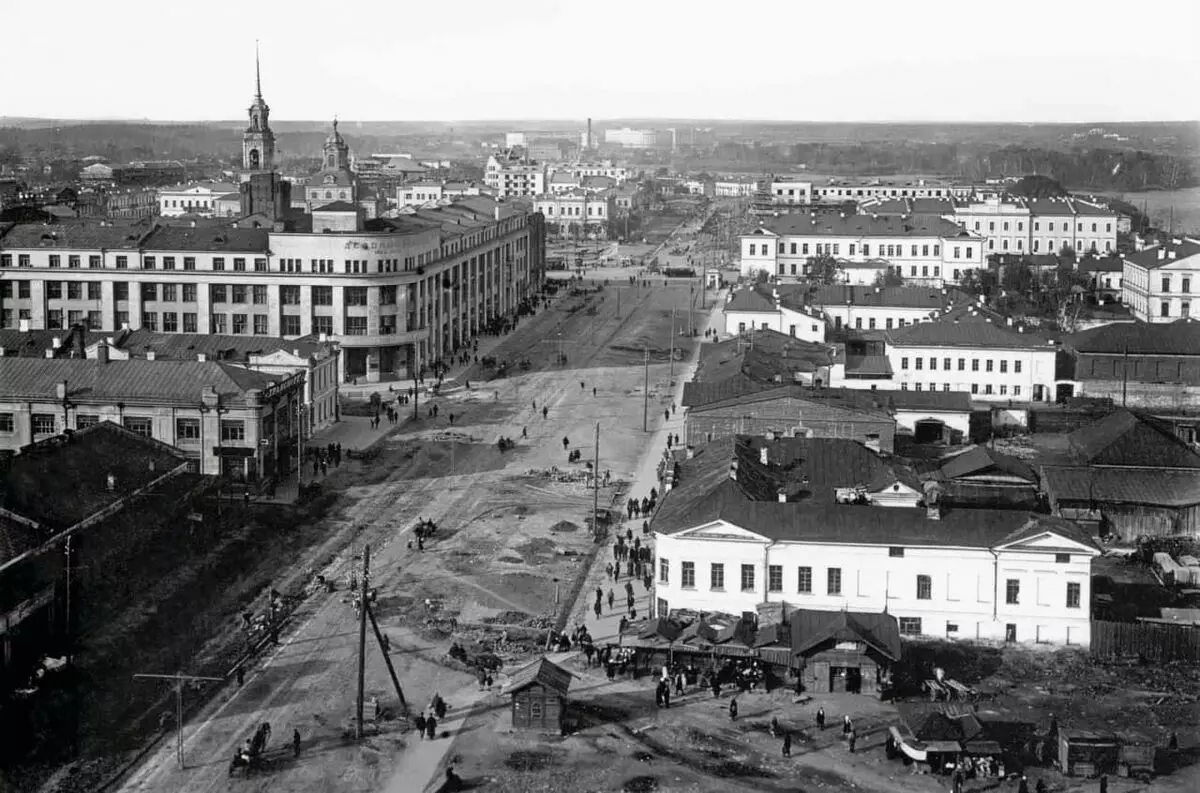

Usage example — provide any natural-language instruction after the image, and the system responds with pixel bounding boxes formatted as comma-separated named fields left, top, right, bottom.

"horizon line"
left=2, top=116, right=1198, bottom=126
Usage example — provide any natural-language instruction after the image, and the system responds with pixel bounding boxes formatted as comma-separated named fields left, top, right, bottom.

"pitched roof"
left=1123, top=239, right=1200, bottom=270
left=886, top=307, right=1052, bottom=350
left=808, top=285, right=969, bottom=311
left=859, top=197, right=957, bottom=216
left=887, top=389, right=973, bottom=413
left=0, top=420, right=188, bottom=533
left=142, top=224, right=269, bottom=253
left=725, top=287, right=777, bottom=313
left=104, top=329, right=333, bottom=362
left=755, top=213, right=973, bottom=239
left=938, top=446, right=1037, bottom=483
left=501, top=656, right=573, bottom=697
left=1066, top=318, right=1200, bottom=357
left=790, top=609, right=901, bottom=660
left=0, top=357, right=284, bottom=404
left=1063, top=410, right=1200, bottom=468
left=1042, top=466, right=1200, bottom=507
left=692, top=332, right=835, bottom=388
left=0, top=221, right=148, bottom=250
left=685, top=382, right=893, bottom=420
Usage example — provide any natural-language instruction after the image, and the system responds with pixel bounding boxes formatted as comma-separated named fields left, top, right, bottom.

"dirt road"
left=113, top=281, right=706, bottom=793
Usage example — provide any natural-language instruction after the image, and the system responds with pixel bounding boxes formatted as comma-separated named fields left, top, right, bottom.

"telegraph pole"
left=356, top=545, right=370, bottom=739
left=365, top=601, right=409, bottom=718
left=642, top=347, right=650, bottom=432
left=132, top=671, right=223, bottom=769
left=669, top=303, right=677, bottom=379
left=592, top=421, right=601, bottom=542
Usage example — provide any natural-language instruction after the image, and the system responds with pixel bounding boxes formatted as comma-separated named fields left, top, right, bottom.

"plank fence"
left=1090, top=619, right=1200, bottom=663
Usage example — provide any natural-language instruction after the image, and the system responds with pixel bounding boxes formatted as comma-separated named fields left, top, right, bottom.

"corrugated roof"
left=501, top=656, right=573, bottom=697
left=1067, top=318, right=1200, bottom=357
left=725, top=288, right=777, bottom=313
left=1064, top=410, right=1200, bottom=468
left=1043, top=466, right=1200, bottom=507
left=685, top=382, right=892, bottom=419
left=0, top=357, right=284, bottom=404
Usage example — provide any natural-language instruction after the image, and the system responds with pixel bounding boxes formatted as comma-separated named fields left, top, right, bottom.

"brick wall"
left=1075, top=378, right=1200, bottom=411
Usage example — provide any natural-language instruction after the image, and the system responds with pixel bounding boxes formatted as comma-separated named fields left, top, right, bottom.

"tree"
left=1058, top=244, right=1077, bottom=263
left=959, top=268, right=997, bottom=299
left=874, top=268, right=904, bottom=288
left=806, top=253, right=841, bottom=285
left=1009, top=174, right=1068, bottom=198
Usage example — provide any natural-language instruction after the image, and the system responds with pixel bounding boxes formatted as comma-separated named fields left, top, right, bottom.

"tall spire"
left=255, top=40, right=262, bottom=99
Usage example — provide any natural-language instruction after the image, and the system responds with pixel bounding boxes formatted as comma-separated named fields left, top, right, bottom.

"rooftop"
left=1063, top=409, right=1200, bottom=469
left=0, top=356, right=286, bottom=405
left=0, top=221, right=151, bottom=250
left=936, top=446, right=1037, bottom=483
left=1066, top=318, right=1200, bottom=357
left=806, top=284, right=968, bottom=311
left=1124, top=239, right=1200, bottom=271
left=1042, top=466, right=1200, bottom=507
left=0, top=420, right=189, bottom=533
left=752, top=213, right=975, bottom=240
left=791, top=609, right=901, bottom=661
left=501, top=656, right=573, bottom=697
left=885, top=306, right=1052, bottom=350
left=142, top=224, right=269, bottom=253
left=101, top=328, right=333, bottom=363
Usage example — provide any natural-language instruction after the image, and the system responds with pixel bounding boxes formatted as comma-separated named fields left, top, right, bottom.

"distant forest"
left=684, top=141, right=1197, bottom=192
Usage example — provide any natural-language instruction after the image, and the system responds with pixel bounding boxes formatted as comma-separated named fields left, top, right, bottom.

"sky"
left=5, top=0, right=1199, bottom=123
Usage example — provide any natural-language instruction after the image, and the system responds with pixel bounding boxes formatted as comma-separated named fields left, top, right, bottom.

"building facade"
left=603, top=128, right=658, bottom=148
left=769, top=178, right=813, bottom=205
left=1122, top=239, right=1200, bottom=323
left=242, top=47, right=275, bottom=173
left=534, top=190, right=615, bottom=238
left=158, top=182, right=240, bottom=217
left=485, top=153, right=547, bottom=198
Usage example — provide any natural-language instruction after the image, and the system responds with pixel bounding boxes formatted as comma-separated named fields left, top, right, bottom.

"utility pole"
left=642, top=347, right=650, bottom=432
left=364, top=601, right=409, bottom=718
left=132, top=671, right=223, bottom=769
left=592, top=421, right=601, bottom=542
left=356, top=545, right=370, bottom=739
left=1121, top=342, right=1129, bottom=408
left=669, top=303, right=677, bottom=379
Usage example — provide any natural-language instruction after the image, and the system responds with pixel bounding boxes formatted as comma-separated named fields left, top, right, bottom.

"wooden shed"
left=790, top=609, right=900, bottom=696
left=1058, top=729, right=1120, bottom=777
left=502, top=656, right=573, bottom=734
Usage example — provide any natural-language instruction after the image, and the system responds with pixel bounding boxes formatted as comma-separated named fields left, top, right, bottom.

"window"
left=971, top=383, right=979, bottom=394
left=827, top=568, right=842, bottom=595
left=183, top=256, right=196, bottom=270
left=946, top=622, right=959, bottom=637
left=33, top=414, right=58, bottom=435
left=312, top=315, right=333, bottom=335
left=901, top=357, right=909, bottom=370
left=957, top=358, right=965, bottom=371
left=915, top=358, right=923, bottom=370
left=67, top=282, right=82, bottom=300
left=233, top=257, right=246, bottom=271
left=282, top=315, right=301, bottom=336
left=659, top=557, right=669, bottom=584
left=0, top=413, right=13, bottom=433
left=162, top=256, right=176, bottom=270
left=142, top=256, right=155, bottom=269
left=917, top=575, right=932, bottom=600
left=181, top=284, right=197, bottom=303
left=1055, top=553, right=1070, bottom=564
left=345, top=317, right=368, bottom=335
left=889, top=547, right=905, bottom=558
left=75, top=414, right=99, bottom=429
left=252, top=285, right=267, bottom=304
left=1162, top=303, right=1171, bottom=318
left=212, top=257, right=225, bottom=271
left=986, top=359, right=994, bottom=372
left=797, top=566, right=812, bottom=593
left=161, top=283, right=177, bottom=302
left=47, top=281, right=63, bottom=299
left=281, top=285, right=301, bottom=305
left=740, top=564, right=755, bottom=592
left=220, top=419, right=246, bottom=442
left=312, top=286, right=333, bottom=305
left=211, top=284, right=227, bottom=303
left=183, top=313, right=197, bottom=332
left=231, top=285, right=247, bottom=304
left=142, top=311, right=159, bottom=331
left=253, top=315, right=268, bottom=335
left=681, top=561, right=695, bottom=588
left=971, top=359, right=980, bottom=372
left=162, top=312, right=178, bottom=332
left=899, top=617, right=922, bottom=636
left=123, top=416, right=152, bottom=438
left=710, top=563, right=724, bottom=590
left=345, top=287, right=368, bottom=306
left=49, top=254, right=62, bottom=268
left=254, top=258, right=268, bottom=272
left=768, top=565, right=783, bottom=593
left=985, top=384, right=993, bottom=395
left=1014, top=360, right=1022, bottom=374
left=176, top=418, right=201, bottom=440
left=1005, top=578, right=1020, bottom=605
left=1066, top=581, right=1081, bottom=609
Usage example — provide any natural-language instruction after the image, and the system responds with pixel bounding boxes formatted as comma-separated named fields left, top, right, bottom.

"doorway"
left=914, top=419, right=946, bottom=444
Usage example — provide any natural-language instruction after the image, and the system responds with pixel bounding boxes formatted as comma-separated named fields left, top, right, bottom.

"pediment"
left=995, top=531, right=1098, bottom=555
left=671, top=520, right=770, bottom=542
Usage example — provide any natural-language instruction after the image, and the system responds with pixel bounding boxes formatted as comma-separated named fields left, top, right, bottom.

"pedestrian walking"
left=594, top=600, right=602, bottom=619
left=543, top=406, right=548, bottom=419
left=592, top=386, right=597, bottom=397
left=522, top=426, right=527, bottom=438
left=848, top=729, right=857, bottom=753
left=236, top=666, right=244, bottom=687
left=711, top=677, right=721, bottom=698
left=580, top=381, right=585, bottom=390
left=607, top=589, right=615, bottom=610
left=293, top=728, right=301, bottom=757
left=1017, top=775, right=1029, bottom=793
left=1099, top=775, right=1108, bottom=793
left=664, top=408, right=670, bottom=422
left=415, top=712, right=427, bottom=739
left=425, top=715, right=438, bottom=740
left=782, top=731, right=792, bottom=757
left=562, top=436, right=570, bottom=450
left=842, top=715, right=852, bottom=735
left=816, top=707, right=826, bottom=730
left=729, top=697, right=738, bottom=721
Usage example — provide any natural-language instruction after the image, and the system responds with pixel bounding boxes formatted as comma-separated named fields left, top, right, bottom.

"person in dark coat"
left=1099, top=775, right=1108, bottom=793
left=293, top=728, right=301, bottom=757
left=1017, top=776, right=1029, bottom=793
left=728, top=697, right=738, bottom=721
left=848, top=729, right=857, bottom=753
left=816, top=707, right=826, bottom=730
left=782, top=731, right=792, bottom=757
left=425, top=715, right=438, bottom=740
left=842, top=715, right=852, bottom=735
left=415, top=712, right=427, bottom=739
left=711, top=677, right=721, bottom=698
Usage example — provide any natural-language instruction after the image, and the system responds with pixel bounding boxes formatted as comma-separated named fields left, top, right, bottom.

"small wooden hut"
left=502, top=656, right=573, bottom=734
left=790, top=609, right=900, bottom=696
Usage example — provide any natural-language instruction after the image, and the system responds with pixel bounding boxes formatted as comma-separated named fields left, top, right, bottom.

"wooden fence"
left=1090, top=619, right=1200, bottom=663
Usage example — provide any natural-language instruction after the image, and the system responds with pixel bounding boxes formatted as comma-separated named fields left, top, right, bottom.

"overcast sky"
left=6, top=0, right=1199, bottom=123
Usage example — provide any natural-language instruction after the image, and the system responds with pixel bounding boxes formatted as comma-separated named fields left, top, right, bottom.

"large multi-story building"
left=484, top=152, right=547, bottom=198
left=533, top=190, right=615, bottom=238
left=1122, top=239, right=1200, bottom=322
left=0, top=66, right=547, bottom=385
left=740, top=213, right=985, bottom=286
left=812, top=178, right=970, bottom=204
left=603, top=127, right=658, bottom=149
left=548, top=161, right=630, bottom=184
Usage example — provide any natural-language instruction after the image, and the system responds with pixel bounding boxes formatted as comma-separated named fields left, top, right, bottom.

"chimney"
left=45, top=348, right=55, bottom=358
left=1169, top=250, right=1177, bottom=260
left=197, top=353, right=206, bottom=362
left=96, top=343, right=109, bottom=363
left=1158, top=249, right=1167, bottom=260
left=927, top=503, right=942, bottom=520
left=146, top=350, right=156, bottom=361
left=685, top=445, right=695, bottom=460
left=759, top=446, right=769, bottom=465
left=777, top=489, right=787, bottom=503
left=18, top=318, right=30, bottom=332
left=55, top=381, right=68, bottom=401
left=106, top=473, right=117, bottom=491
left=52, top=336, right=61, bottom=349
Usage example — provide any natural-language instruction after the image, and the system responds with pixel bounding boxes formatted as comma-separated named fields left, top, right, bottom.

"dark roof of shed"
left=502, top=656, right=573, bottom=697
left=939, top=446, right=1037, bottom=483
left=1064, top=409, right=1200, bottom=468
left=725, top=287, right=777, bottom=313
left=1042, top=466, right=1200, bottom=507
left=0, top=421, right=188, bottom=533
left=0, top=221, right=148, bottom=249
left=1066, top=318, right=1200, bottom=357
left=808, top=285, right=968, bottom=310
left=790, top=609, right=901, bottom=660
left=887, top=389, right=974, bottom=413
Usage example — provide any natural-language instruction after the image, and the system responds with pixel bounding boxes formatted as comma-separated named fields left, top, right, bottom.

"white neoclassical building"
left=652, top=437, right=1100, bottom=647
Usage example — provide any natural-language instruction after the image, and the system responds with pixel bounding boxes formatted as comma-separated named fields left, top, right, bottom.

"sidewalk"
left=566, top=290, right=728, bottom=647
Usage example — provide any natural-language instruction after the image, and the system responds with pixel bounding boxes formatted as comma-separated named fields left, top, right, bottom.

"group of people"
left=609, top=534, right=653, bottom=586
left=412, top=692, right=447, bottom=741
left=625, top=488, right=658, bottom=520
left=307, top=443, right=342, bottom=477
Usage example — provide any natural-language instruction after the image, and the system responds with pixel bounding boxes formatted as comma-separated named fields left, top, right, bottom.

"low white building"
left=652, top=437, right=1100, bottom=647
left=799, top=285, right=970, bottom=333
left=722, top=286, right=827, bottom=343
left=158, top=182, right=239, bottom=217
left=534, top=189, right=615, bottom=238
left=604, top=128, right=658, bottom=148
left=740, top=213, right=985, bottom=287
left=1122, top=238, right=1200, bottom=322
left=769, top=178, right=812, bottom=205
left=715, top=178, right=758, bottom=198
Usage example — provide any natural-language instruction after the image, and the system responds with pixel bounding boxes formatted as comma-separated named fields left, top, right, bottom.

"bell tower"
left=242, top=42, right=275, bottom=172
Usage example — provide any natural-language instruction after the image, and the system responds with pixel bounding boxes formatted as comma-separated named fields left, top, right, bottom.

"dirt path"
left=110, top=283, right=700, bottom=793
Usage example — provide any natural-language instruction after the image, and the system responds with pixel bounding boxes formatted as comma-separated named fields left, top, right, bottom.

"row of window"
left=898, top=382, right=1023, bottom=396
left=0, top=412, right=247, bottom=442
left=659, top=559, right=1081, bottom=609
left=751, top=241, right=955, bottom=258
left=901, top=357, right=1024, bottom=373
left=972, top=219, right=1112, bottom=234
